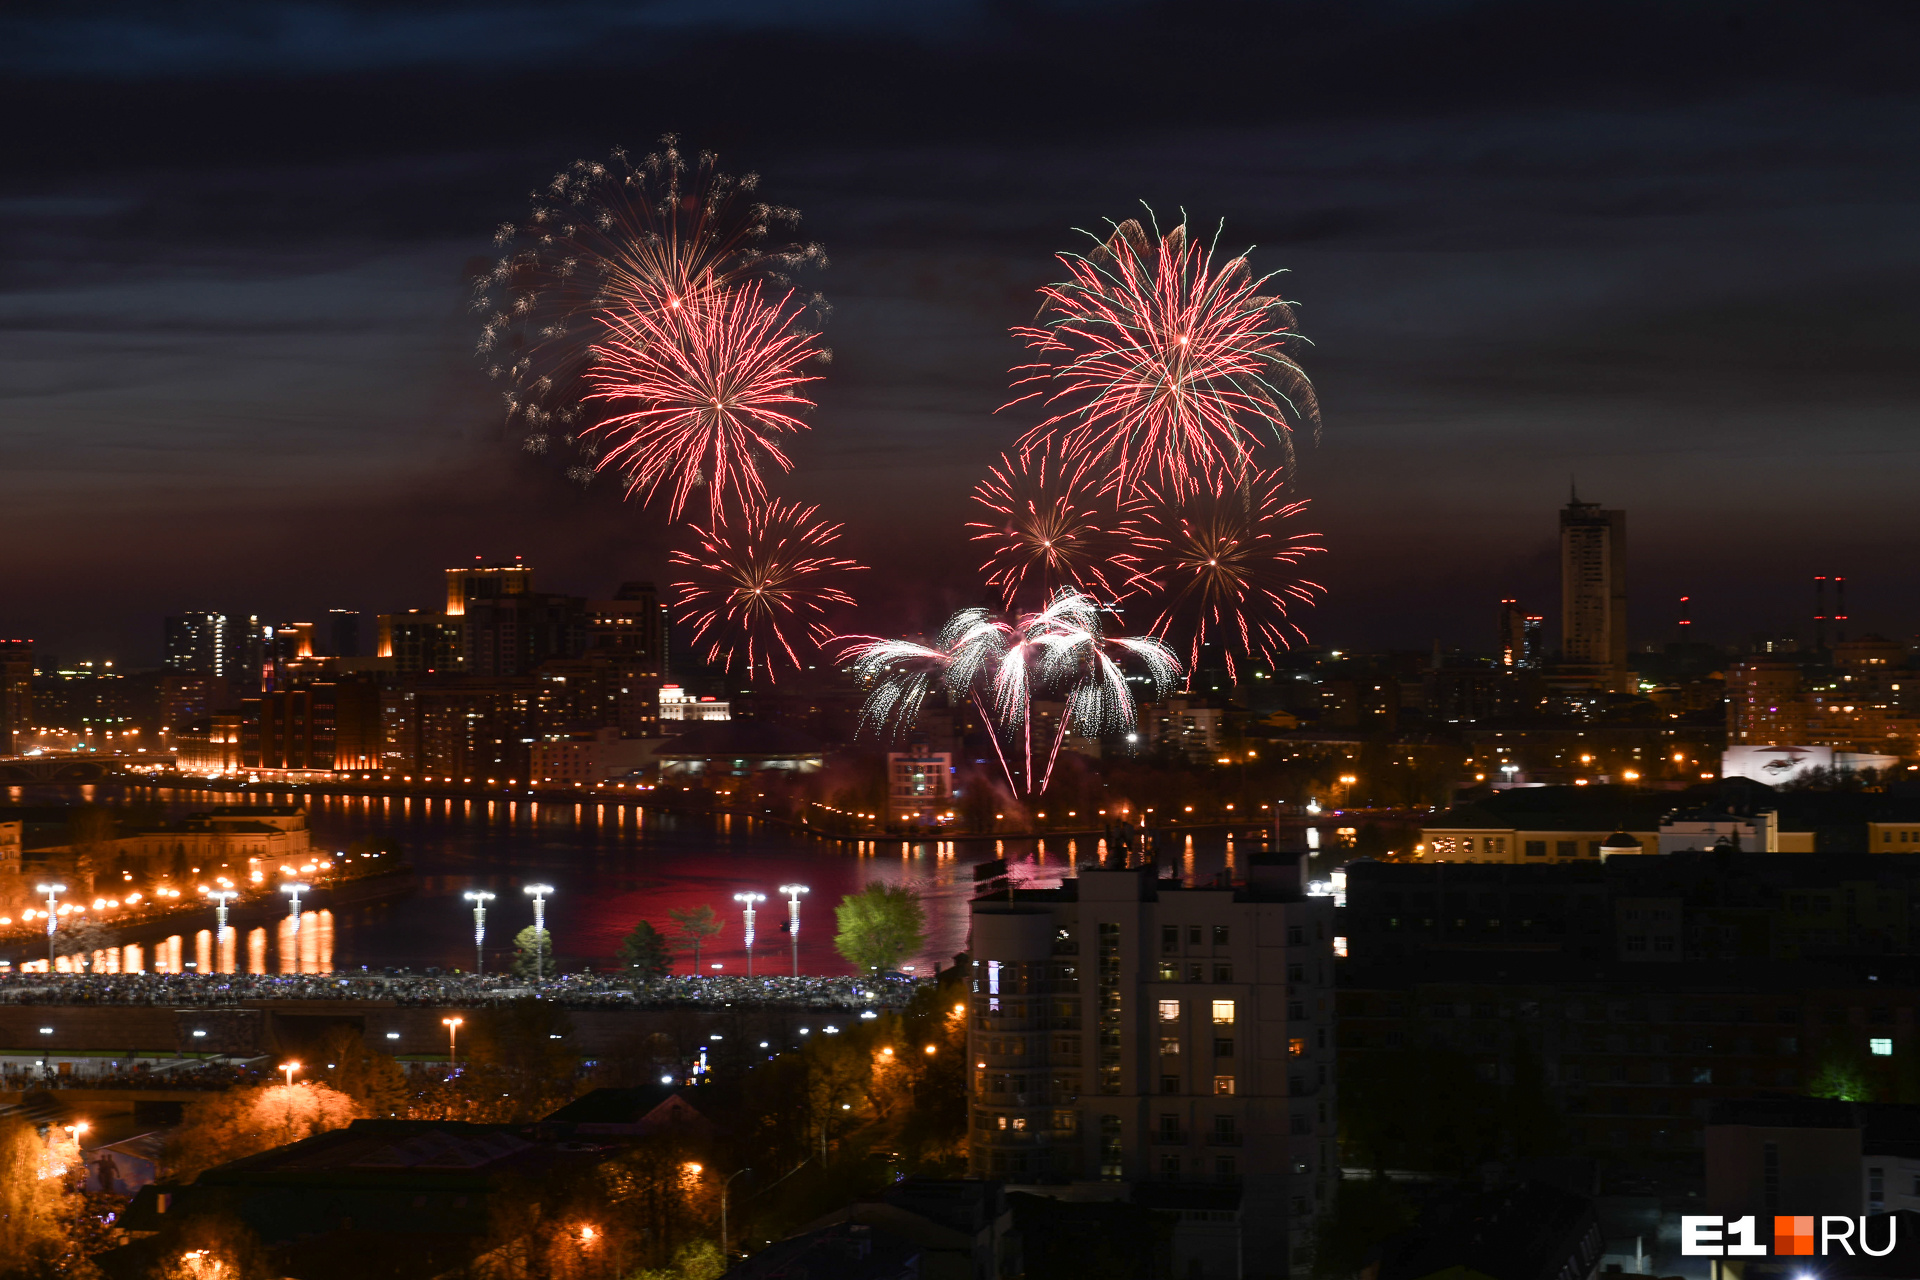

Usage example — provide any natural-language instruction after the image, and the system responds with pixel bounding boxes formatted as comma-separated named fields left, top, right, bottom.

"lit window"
left=1871, top=1038, right=1894, bottom=1056
left=1213, top=1075, right=1236, bottom=1096
left=1288, top=1038, right=1306, bottom=1057
left=1159, top=1000, right=1181, bottom=1023
left=1212, top=1000, right=1235, bottom=1025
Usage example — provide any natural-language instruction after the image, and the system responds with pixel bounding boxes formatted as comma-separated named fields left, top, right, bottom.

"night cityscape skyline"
left=6, top=5, right=1920, bottom=1280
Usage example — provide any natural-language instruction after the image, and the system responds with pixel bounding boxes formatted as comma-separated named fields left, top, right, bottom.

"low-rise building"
left=529, top=727, right=659, bottom=784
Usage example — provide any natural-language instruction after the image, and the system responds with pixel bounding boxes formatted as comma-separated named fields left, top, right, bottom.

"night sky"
left=5, top=1, right=1919, bottom=666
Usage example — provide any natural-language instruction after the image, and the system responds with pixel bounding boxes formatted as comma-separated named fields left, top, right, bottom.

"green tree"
left=667, top=904, right=724, bottom=970
left=635, top=1240, right=726, bottom=1280
left=619, top=919, right=674, bottom=979
left=510, top=925, right=552, bottom=980
left=318, top=1024, right=409, bottom=1119
left=1810, top=1047, right=1872, bottom=1101
left=834, top=882, right=926, bottom=973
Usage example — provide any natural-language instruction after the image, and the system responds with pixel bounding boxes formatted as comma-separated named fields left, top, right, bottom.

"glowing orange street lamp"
left=280, top=1061, right=301, bottom=1087
left=443, top=1016, right=464, bottom=1064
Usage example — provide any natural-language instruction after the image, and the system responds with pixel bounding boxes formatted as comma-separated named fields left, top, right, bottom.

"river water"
left=3, top=785, right=1358, bottom=976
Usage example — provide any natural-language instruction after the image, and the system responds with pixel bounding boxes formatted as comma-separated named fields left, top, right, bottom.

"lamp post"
left=210, top=889, right=237, bottom=939
left=280, top=1061, right=301, bottom=1088
left=779, top=884, right=808, bottom=978
left=35, top=883, right=64, bottom=972
left=281, top=882, right=308, bottom=935
left=721, top=1167, right=752, bottom=1261
left=523, top=884, right=554, bottom=982
left=463, top=891, right=495, bottom=974
left=733, top=893, right=765, bottom=978
left=443, top=1016, right=464, bottom=1065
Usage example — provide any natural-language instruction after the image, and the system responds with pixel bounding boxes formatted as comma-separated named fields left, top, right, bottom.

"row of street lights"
left=733, top=884, right=810, bottom=978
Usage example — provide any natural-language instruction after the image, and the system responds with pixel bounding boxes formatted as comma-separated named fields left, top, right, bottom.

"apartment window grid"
left=1098, top=922, right=1123, bottom=1094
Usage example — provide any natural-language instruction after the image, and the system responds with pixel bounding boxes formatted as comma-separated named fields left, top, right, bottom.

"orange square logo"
left=1775, top=1216, right=1815, bottom=1256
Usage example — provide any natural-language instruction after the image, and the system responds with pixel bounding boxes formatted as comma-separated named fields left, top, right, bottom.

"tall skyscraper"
left=1559, top=490, right=1627, bottom=689
left=444, top=559, right=533, bottom=616
left=163, top=612, right=227, bottom=676
left=1498, top=599, right=1544, bottom=670
left=0, top=639, right=31, bottom=756
left=327, top=609, right=361, bottom=659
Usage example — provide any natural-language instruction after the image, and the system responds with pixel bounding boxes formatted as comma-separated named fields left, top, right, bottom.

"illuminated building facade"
left=886, top=746, right=952, bottom=824
left=0, top=639, right=30, bottom=756
left=968, top=860, right=1336, bottom=1276
left=162, top=612, right=225, bottom=676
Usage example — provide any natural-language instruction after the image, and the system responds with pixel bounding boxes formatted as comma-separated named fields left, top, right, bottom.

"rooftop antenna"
left=1814, top=575, right=1828, bottom=652
left=1835, top=576, right=1848, bottom=644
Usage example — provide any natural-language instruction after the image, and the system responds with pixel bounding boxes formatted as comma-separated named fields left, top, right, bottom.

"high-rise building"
left=327, top=609, right=361, bottom=659
left=0, top=639, right=31, bottom=756
left=1559, top=491, right=1627, bottom=690
left=163, top=612, right=227, bottom=676
left=1498, top=599, right=1544, bottom=670
left=227, top=615, right=270, bottom=695
left=968, top=858, right=1335, bottom=1275
left=377, top=610, right=464, bottom=676
left=444, top=559, right=533, bottom=617
left=462, top=592, right=588, bottom=677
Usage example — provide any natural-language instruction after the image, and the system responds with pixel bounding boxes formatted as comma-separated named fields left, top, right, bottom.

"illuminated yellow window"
left=1212, top=1000, right=1236, bottom=1025
left=1159, top=1000, right=1181, bottom=1023
left=1288, top=1038, right=1306, bottom=1057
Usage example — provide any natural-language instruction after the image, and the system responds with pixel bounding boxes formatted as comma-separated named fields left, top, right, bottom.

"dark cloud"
left=3, top=1, right=1919, bottom=662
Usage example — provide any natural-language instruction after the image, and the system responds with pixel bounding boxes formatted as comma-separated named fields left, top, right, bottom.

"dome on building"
left=1599, top=830, right=1642, bottom=856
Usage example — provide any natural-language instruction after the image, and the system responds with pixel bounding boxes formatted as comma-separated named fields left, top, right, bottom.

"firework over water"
left=583, top=281, right=826, bottom=521
left=1129, top=466, right=1324, bottom=682
left=1006, top=212, right=1320, bottom=498
left=474, top=136, right=826, bottom=469
left=844, top=590, right=1178, bottom=796
left=670, top=499, right=866, bottom=682
left=966, top=442, right=1142, bottom=610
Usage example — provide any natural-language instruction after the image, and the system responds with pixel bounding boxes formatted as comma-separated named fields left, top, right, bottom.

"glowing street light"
left=734, top=892, right=766, bottom=978
left=779, top=884, right=809, bottom=978
left=463, top=891, right=495, bottom=974
left=35, top=883, right=64, bottom=971
left=443, top=1016, right=464, bottom=1064
left=281, top=882, right=308, bottom=934
left=280, top=1061, right=301, bottom=1087
left=209, top=889, right=237, bottom=945
left=523, top=884, right=554, bottom=982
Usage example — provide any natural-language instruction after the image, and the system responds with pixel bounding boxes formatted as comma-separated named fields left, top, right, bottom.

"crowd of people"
left=0, top=1060, right=259, bottom=1091
left=0, top=970, right=922, bottom=1010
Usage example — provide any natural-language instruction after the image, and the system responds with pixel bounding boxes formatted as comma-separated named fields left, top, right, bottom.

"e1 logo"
left=1682, top=1216, right=1896, bottom=1258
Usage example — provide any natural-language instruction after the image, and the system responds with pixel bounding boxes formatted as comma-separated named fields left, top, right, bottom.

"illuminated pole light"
left=463, top=890, right=495, bottom=974
left=35, top=884, right=65, bottom=971
left=280, top=1061, right=301, bottom=1087
left=281, top=882, right=308, bottom=935
left=780, top=884, right=809, bottom=978
left=210, top=890, right=237, bottom=947
left=443, top=1016, right=464, bottom=1065
left=523, top=884, right=554, bottom=982
left=734, top=892, right=766, bottom=978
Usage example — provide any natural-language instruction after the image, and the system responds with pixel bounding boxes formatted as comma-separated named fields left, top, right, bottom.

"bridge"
left=0, top=754, right=140, bottom=784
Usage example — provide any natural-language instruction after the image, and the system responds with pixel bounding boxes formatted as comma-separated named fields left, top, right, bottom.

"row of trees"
left=602, top=883, right=928, bottom=979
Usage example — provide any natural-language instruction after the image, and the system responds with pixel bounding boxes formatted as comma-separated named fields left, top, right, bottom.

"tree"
left=834, top=882, right=926, bottom=973
left=1810, top=1048, right=1872, bottom=1101
left=511, top=925, right=552, bottom=980
left=165, top=1082, right=359, bottom=1180
left=318, top=1024, right=409, bottom=1119
left=634, top=1240, right=726, bottom=1280
left=667, top=905, right=723, bottom=970
left=619, top=920, right=674, bottom=979
left=0, top=1114, right=82, bottom=1276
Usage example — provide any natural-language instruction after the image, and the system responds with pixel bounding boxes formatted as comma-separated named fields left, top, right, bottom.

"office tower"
left=1497, top=600, right=1543, bottom=670
left=1559, top=490, right=1627, bottom=689
left=0, top=639, right=31, bottom=755
left=226, top=615, right=270, bottom=694
left=969, top=859, right=1335, bottom=1274
left=163, top=612, right=227, bottom=676
left=461, top=593, right=588, bottom=677
left=377, top=610, right=464, bottom=676
left=327, top=609, right=361, bottom=659
left=444, top=559, right=533, bottom=617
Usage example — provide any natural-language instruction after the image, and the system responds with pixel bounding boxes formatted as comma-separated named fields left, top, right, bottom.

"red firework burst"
left=965, top=443, right=1142, bottom=609
left=583, top=281, right=824, bottom=521
left=1129, top=467, right=1325, bottom=681
left=475, top=136, right=826, bottom=465
left=670, top=499, right=866, bottom=681
left=1006, top=214, right=1319, bottom=497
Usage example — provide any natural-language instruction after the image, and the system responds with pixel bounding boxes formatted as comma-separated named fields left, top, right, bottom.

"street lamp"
left=443, top=1016, right=464, bottom=1065
left=733, top=893, right=765, bottom=978
left=280, top=882, right=308, bottom=935
left=210, top=889, right=237, bottom=943
left=523, top=884, right=554, bottom=982
left=779, top=884, right=809, bottom=978
left=35, top=883, right=64, bottom=972
left=280, top=1061, right=301, bottom=1088
left=721, top=1167, right=752, bottom=1261
left=463, top=891, right=495, bottom=974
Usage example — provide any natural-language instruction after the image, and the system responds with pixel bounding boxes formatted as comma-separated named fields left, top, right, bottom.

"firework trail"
left=670, top=499, right=866, bottom=683
left=1005, top=210, right=1319, bottom=498
left=584, top=281, right=825, bottom=521
left=965, top=442, right=1143, bottom=609
left=1129, top=466, right=1324, bottom=682
left=474, top=135, right=826, bottom=467
left=844, top=590, right=1178, bottom=795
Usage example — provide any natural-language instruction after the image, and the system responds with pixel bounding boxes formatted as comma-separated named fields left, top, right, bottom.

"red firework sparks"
left=671, top=499, right=866, bottom=681
left=965, top=443, right=1142, bottom=608
left=475, top=136, right=825, bottom=466
left=1006, top=214, right=1319, bottom=497
left=584, top=281, right=824, bottom=521
left=1129, top=467, right=1325, bottom=681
